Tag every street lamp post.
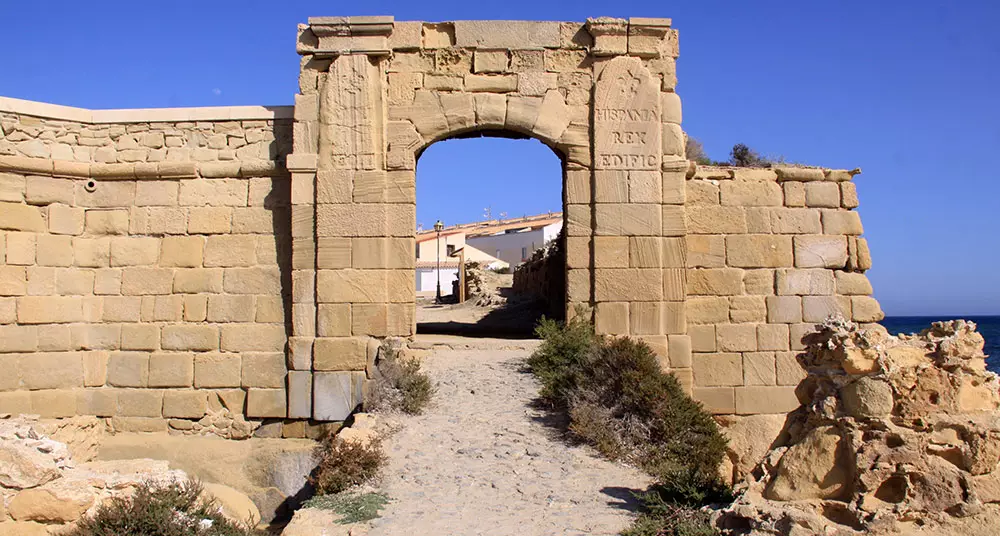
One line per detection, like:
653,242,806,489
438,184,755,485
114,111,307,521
434,220,444,303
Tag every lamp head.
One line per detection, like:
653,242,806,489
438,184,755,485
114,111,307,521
434,220,444,232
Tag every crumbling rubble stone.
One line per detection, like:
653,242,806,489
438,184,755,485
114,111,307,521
719,317,1000,535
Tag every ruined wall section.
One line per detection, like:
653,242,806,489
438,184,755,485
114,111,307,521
0,103,298,432
683,165,882,415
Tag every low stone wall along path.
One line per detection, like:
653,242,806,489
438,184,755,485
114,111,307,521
367,344,651,536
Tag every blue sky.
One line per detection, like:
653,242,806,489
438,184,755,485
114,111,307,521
1,1,997,316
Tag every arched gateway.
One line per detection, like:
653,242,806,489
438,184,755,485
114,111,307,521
0,17,880,429
286,17,690,420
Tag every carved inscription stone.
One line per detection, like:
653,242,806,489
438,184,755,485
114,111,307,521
593,57,661,171
321,54,384,170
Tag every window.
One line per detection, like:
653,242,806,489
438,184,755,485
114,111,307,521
521,247,528,260
446,244,455,256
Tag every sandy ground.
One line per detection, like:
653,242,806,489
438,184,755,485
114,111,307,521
366,347,651,536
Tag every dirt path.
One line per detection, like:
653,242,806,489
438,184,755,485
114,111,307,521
367,345,651,536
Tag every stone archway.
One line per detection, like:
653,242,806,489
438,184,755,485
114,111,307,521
285,17,687,421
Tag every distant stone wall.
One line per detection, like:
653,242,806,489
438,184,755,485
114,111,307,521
513,236,566,319
0,101,299,433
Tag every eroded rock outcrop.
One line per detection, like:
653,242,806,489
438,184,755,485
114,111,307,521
0,414,209,532
719,318,1000,535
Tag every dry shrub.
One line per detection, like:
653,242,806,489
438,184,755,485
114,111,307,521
364,342,433,415
70,479,253,536
528,318,731,535
310,435,387,495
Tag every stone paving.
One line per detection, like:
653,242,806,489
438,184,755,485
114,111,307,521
367,346,651,536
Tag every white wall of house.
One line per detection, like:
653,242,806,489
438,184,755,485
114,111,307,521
466,221,562,267
415,267,459,296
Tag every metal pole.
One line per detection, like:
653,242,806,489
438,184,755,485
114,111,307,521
435,229,441,302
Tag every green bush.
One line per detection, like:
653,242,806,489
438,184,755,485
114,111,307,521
310,436,387,495
527,317,731,536
70,479,253,536
526,312,599,402
364,342,434,415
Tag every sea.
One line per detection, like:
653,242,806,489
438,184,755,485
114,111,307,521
880,316,1000,374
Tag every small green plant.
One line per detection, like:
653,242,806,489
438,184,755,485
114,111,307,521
364,342,434,415
70,479,253,536
303,492,390,524
310,436,387,495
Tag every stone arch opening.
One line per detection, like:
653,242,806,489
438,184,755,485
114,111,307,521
412,130,567,337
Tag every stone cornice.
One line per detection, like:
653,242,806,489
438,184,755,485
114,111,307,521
0,155,287,180
0,96,293,124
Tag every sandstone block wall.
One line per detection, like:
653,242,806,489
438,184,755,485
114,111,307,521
682,165,880,414
0,17,883,426
0,103,298,432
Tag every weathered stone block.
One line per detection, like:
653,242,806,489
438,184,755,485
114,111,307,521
6,232,36,265
851,296,883,322
314,337,367,371
148,353,193,387
793,235,848,269
222,267,281,295
693,387,736,414
726,235,793,268
775,351,807,385
313,371,364,421
246,389,286,418
687,268,742,296
735,386,799,415
820,210,863,235
717,324,758,352
729,296,767,323
801,295,851,323
776,269,835,296
769,208,821,234
287,370,313,419
35,235,73,267
594,268,662,302
766,296,802,324
107,352,149,387
693,353,743,387
757,324,790,351
206,295,255,323
804,182,839,208
241,352,287,389
593,236,628,268
668,334,692,368
743,352,776,386
686,296,728,325
162,390,209,419
840,182,859,209
16,296,84,324
687,180,720,205
48,204,85,235
721,181,782,207
106,238,154,269
188,207,232,234
172,269,223,294
594,302,628,335
834,271,873,295
78,389,116,416
687,206,746,234
220,324,286,352
194,353,241,388
119,324,158,352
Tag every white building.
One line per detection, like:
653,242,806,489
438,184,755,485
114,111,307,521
465,215,562,267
